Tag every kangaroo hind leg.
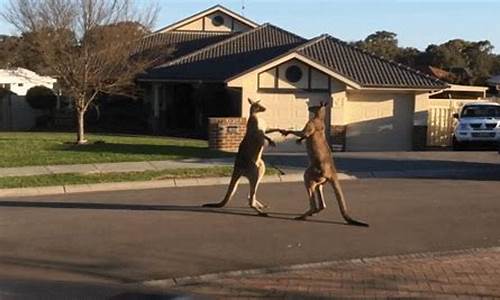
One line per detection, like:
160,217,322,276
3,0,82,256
314,183,327,215
247,162,267,216
203,168,242,208
295,169,319,220
329,178,369,227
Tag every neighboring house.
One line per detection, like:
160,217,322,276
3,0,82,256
420,66,456,83
486,75,500,95
0,68,57,130
429,84,488,100
139,5,454,151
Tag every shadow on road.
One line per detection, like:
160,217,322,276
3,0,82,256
264,153,500,181
0,278,188,300
0,200,349,226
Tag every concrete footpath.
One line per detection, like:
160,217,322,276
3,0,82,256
0,151,498,198
0,158,233,178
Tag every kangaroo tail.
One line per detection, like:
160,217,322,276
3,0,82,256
329,179,369,227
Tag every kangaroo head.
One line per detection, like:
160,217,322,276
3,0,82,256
248,98,266,114
308,101,328,120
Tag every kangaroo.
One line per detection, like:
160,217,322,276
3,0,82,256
281,102,368,226
203,98,279,216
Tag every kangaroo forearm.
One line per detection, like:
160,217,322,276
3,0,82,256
265,128,281,134
287,130,307,138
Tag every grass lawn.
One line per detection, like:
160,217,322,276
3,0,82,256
0,166,280,189
0,132,230,168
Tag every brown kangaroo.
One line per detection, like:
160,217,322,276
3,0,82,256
203,98,279,216
281,102,368,226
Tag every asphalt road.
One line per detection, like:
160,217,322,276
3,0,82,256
1,178,500,298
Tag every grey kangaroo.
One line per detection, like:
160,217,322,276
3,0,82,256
203,98,279,216
281,102,368,226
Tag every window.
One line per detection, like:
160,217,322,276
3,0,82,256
212,15,224,27
461,105,500,118
0,83,11,90
18,83,24,87
285,65,303,83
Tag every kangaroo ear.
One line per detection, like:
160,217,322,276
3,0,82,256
247,98,254,105
255,99,261,104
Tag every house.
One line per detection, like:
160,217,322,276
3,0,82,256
429,84,488,100
419,66,456,83
0,67,56,95
138,5,452,151
0,68,57,130
486,75,500,95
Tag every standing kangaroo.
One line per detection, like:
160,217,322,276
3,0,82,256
281,102,368,226
203,98,279,216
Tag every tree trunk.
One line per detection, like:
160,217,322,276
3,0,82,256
76,109,87,144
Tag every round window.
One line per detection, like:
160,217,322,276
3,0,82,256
285,65,303,83
212,15,225,27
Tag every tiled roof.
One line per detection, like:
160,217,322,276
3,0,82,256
138,31,235,64
140,24,306,81
297,35,448,89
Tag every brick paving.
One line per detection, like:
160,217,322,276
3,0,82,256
172,248,500,299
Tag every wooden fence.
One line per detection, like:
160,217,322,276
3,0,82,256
426,98,496,147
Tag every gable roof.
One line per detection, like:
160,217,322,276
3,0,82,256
294,35,447,89
139,24,306,82
155,5,259,33
138,31,236,65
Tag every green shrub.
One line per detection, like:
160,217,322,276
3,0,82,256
26,85,57,110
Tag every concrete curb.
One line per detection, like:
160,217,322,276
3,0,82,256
0,172,356,198
141,246,500,288
1,167,497,198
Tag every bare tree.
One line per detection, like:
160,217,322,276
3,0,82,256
1,0,166,144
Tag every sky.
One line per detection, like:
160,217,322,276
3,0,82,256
1,0,499,53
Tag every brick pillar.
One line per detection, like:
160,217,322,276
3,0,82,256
208,117,246,152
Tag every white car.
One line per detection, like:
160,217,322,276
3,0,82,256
452,102,500,150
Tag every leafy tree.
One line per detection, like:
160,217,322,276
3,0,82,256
424,40,468,69
395,47,420,67
1,0,168,144
353,31,499,85
355,31,400,60
463,41,495,84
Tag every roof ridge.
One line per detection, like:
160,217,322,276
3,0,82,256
319,34,446,85
144,30,234,39
158,25,268,68
262,23,308,45
156,23,305,69
293,34,329,51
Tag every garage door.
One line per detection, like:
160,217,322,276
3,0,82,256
345,94,415,151
264,93,330,153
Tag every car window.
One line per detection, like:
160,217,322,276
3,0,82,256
461,105,500,118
